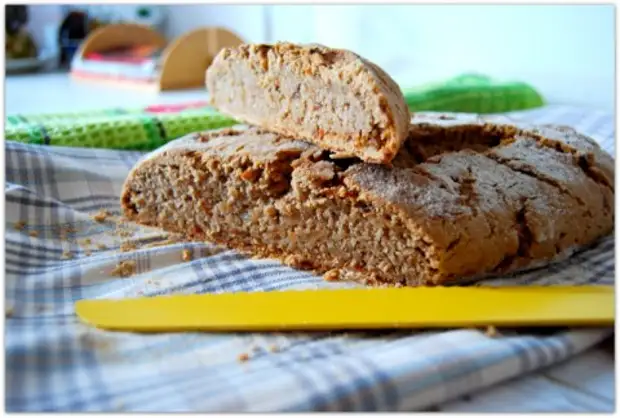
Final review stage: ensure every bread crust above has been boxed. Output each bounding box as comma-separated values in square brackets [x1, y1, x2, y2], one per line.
[121, 114, 614, 286]
[206, 42, 410, 164]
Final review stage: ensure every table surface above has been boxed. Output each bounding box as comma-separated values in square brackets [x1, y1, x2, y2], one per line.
[5, 72, 208, 114]
[5, 71, 615, 412]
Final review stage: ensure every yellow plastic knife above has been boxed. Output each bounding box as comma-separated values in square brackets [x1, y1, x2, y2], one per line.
[75, 286, 614, 333]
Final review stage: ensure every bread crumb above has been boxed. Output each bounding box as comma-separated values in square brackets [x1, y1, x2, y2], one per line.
[323, 269, 340, 282]
[92, 209, 111, 223]
[81, 238, 92, 246]
[120, 241, 137, 252]
[14, 221, 26, 230]
[269, 344, 280, 353]
[116, 228, 134, 238]
[284, 254, 313, 269]
[84, 249, 92, 256]
[182, 249, 192, 262]
[114, 218, 136, 238]
[485, 325, 499, 337]
[111, 260, 137, 278]
[237, 353, 250, 362]
[96, 243, 107, 250]
[61, 251, 73, 260]
[28, 230, 39, 237]
[58, 225, 77, 240]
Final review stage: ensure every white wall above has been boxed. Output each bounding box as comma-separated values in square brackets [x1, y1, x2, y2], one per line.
[267, 5, 316, 44]
[163, 4, 268, 44]
[197, 4, 614, 111]
[310, 5, 615, 111]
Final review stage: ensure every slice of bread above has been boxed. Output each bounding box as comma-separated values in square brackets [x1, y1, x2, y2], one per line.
[206, 42, 410, 164]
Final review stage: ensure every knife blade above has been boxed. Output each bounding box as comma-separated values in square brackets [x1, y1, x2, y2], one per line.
[74, 286, 614, 332]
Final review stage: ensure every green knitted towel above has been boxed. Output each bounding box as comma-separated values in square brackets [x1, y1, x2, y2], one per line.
[5, 74, 544, 151]
[5, 103, 238, 151]
[402, 73, 544, 113]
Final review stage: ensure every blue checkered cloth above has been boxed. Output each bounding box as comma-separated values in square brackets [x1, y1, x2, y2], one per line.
[5, 105, 614, 412]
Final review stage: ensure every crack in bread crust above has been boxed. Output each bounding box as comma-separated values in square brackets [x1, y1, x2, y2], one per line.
[521, 126, 614, 190]
[485, 152, 588, 206]
[121, 114, 614, 286]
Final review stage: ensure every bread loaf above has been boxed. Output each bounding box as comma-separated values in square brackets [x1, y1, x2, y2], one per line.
[121, 114, 614, 286]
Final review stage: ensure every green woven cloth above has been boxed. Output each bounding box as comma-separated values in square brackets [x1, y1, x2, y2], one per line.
[5, 74, 544, 151]
[5, 103, 238, 151]
[402, 73, 544, 113]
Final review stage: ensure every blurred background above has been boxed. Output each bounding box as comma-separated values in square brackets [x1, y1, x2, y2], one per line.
[5, 4, 614, 114]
